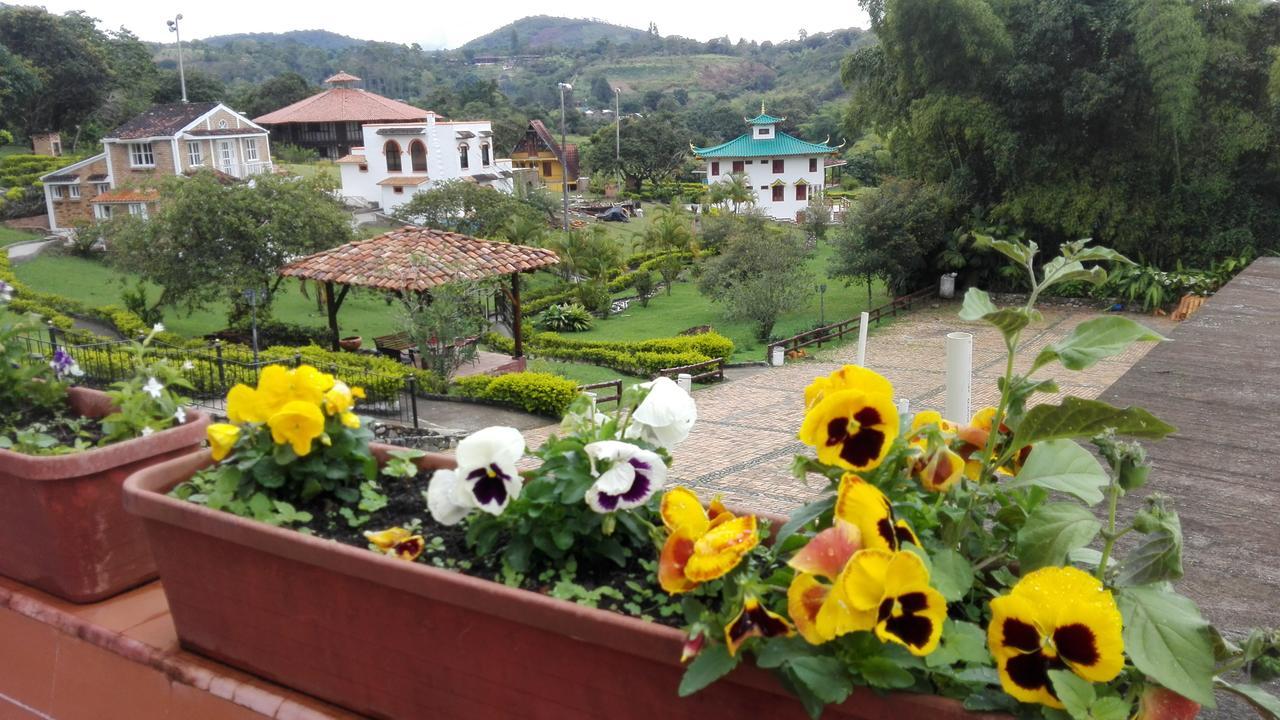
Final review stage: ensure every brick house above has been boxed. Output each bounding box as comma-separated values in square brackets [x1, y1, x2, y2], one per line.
[40, 102, 273, 232]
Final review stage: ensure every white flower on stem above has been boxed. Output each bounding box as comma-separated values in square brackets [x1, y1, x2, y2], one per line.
[142, 377, 164, 399]
[624, 376, 697, 451]
[454, 426, 526, 516]
[174, 406, 187, 424]
[426, 469, 478, 526]
[152, 323, 165, 333]
[140, 426, 154, 437]
[583, 440, 668, 514]
[181, 360, 194, 371]
[0, 280, 12, 303]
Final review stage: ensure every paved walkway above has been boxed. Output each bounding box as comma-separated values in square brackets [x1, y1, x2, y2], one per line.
[526, 302, 1175, 513]
[6, 238, 55, 262]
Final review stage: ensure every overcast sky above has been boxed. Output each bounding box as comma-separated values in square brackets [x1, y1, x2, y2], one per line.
[32, 0, 868, 48]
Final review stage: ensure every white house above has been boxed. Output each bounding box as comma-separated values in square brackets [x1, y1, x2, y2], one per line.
[693, 112, 838, 222]
[337, 116, 515, 212]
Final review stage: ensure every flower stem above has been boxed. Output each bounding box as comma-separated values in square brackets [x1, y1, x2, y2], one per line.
[1096, 476, 1122, 582]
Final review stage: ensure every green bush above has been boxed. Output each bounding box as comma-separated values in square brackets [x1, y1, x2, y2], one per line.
[479, 331, 734, 377]
[451, 371, 579, 417]
[537, 302, 594, 332]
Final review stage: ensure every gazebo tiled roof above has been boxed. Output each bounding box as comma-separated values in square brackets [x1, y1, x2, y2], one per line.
[279, 226, 559, 292]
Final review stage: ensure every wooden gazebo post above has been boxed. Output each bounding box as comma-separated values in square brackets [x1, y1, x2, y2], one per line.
[511, 272, 523, 358]
[323, 281, 351, 352]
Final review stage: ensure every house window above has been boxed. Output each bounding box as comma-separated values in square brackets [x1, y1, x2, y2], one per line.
[218, 120, 229, 129]
[245, 138, 259, 162]
[188, 141, 203, 166]
[809, 158, 818, 173]
[51, 141, 62, 156]
[458, 144, 469, 170]
[796, 184, 808, 202]
[50, 185, 64, 200]
[480, 144, 490, 166]
[358, 163, 368, 172]
[542, 160, 553, 177]
[410, 140, 427, 172]
[94, 204, 112, 220]
[772, 185, 784, 202]
[732, 160, 745, 173]
[346, 122, 361, 138]
[68, 185, 80, 199]
[129, 143, 155, 168]
[711, 161, 720, 176]
[95, 183, 110, 195]
[772, 159, 784, 173]
[384, 141, 402, 172]
[393, 186, 404, 195]
[758, 128, 769, 135]
[127, 203, 146, 218]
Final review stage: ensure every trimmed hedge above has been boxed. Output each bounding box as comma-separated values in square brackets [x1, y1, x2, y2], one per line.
[521, 250, 697, 317]
[452, 371, 579, 417]
[482, 331, 733, 377]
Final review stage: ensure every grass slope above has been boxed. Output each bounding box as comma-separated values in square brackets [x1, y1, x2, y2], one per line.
[0, 226, 40, 247]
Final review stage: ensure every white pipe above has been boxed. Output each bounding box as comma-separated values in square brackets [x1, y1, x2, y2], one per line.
[945, 332, 973, 423]
[677, 373, 692, 394]
[856, 311, 870, 366]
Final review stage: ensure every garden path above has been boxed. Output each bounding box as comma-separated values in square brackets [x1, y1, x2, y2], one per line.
[5, 237, 54, 262]
[523, 302, 1176, 514]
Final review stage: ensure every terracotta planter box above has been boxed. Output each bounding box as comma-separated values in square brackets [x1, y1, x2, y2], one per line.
[124, 446, 1001, 720]
[0, 386, 210, 602]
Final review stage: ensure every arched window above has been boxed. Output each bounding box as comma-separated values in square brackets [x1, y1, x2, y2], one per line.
[480, 143, 490, 166]
[384, 140, 402, 172]
[458, 143, 469, 170]
[409, 140, 427, 173]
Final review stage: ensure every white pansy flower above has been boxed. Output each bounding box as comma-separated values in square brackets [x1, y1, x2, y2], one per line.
[426, 469, 478, 526]
[624, 376, 697, 451]
[453, 426, 526, 516]
[583, 440, 668, 514]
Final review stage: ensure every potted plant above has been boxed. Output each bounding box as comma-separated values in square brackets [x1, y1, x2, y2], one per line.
[125, 240, 1280, 719]
[0, 289, 208, 603]
[339, 335, 363, 352]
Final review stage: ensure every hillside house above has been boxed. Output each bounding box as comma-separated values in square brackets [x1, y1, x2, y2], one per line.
[254, 73, 430, 160]
[31, 132, 63, 157]
[510, 120, 579, 192]
[693, 112, 838, 221]
[337, 116, 515, 212]
[39, 102, 272, 232]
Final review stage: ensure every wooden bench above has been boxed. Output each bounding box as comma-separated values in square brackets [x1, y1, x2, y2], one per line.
[1171, 293, 1206, 321]
[373, 332, 415, 360]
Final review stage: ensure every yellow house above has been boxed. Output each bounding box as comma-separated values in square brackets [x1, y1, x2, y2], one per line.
[510, 119, 578, 192]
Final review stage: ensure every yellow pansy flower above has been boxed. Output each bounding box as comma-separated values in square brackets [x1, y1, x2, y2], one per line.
[657, 487, 759, 594]
[363, 527, 425, 561]
[323, 380, 356, 416]
[785, 519, 864, 644]
[226, 384, 266, 424]
[804, 365, 895, 410]
[267, 400, 326, 457]
[988, 566, 1124, 709]
[724, 595, 794, 656]
[340, 411, 361, 429]
[835, 476, 919, 552]
[799, 389, 899, 472]
[838, 549, 946, 655]
[206, 423, 241, 462]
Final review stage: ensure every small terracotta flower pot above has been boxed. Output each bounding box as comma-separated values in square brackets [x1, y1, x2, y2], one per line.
[124, 445, 1004, 719]
[338, 336, 362, 352]
[0, 386, 209, 602]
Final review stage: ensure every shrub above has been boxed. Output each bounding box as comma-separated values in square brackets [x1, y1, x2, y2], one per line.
[515, 331, 735, 376]
[537, 302, 594, 332]
[274, 143, 321, 163]
[452, 371, 579, 417]
[576, 282, 613, 316]
[631, 271, 654, 306]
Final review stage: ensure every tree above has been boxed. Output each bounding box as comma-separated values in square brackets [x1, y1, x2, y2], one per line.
[832, 179, 950, 300]
[698, 214, 814, 340]
[392, 180, 543, 239]
[0, 6, 111, 135]
[236, 73, 314, 119]
[590, 75, 612, 105]
[153, 69, 225, 103]
[545, 225, 622, 282]
[105, 171, 353, 323]
[708, 173, 755, 214]
[398, 271, 493, 383]
[801, 196, 831, 243]
[582, 113, 688, 191]
[642, 203, 696, 294]
[0, 46, 38, 137]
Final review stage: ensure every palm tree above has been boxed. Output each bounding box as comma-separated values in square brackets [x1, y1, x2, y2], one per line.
[641, 202, 695, 255]
[497, 213, 546, 247]
[709, 173, 754, 214]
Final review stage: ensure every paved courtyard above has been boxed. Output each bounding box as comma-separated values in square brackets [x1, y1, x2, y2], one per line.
[528, 301, 1176, 514]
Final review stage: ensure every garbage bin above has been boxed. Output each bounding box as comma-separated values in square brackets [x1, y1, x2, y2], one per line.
[770, 345, 785, 367]
[940, 273, 958, 299]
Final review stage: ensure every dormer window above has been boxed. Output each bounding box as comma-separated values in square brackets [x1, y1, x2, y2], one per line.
[758, 128, 769, 135]
[129, 142, 155, 168]
[459, 144, 470, 170]
[218, 120, 229, 129]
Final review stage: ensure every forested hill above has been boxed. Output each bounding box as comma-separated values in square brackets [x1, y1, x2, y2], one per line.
[462, 15, 651, 52]
[200, 30, 367, 51]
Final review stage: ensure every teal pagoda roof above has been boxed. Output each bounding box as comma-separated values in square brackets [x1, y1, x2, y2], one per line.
[692, 130, 835, 159]
[746, 113, 785, 125]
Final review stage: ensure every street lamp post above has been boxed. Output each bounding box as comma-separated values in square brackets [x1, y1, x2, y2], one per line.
[166, 14, 188, 104]
[614, 87, 621, 162]
[818, 283, 828, 326]
[557, 82, 572, 237]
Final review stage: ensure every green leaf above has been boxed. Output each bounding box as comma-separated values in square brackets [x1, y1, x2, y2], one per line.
[678, 644, 739, 697]
[858, 656, 916, 689]
[1032, 316, 1166, 373]
[1012, 397, 1176, 451]
[775, 495, 835, 547]
[926, 619, 990, 668]
[1215, 678, 1280, 719]
[788, 656, 855, 703]
[1090, 696, 1131, 720]
[1016, 502, 1101, 572]
[958, 287, 999, 321]
[1115, 512, 1183, 587]
[755, 636, 812, 669]
[1049, 669, 1096, 719]
[1006, 440, 1110, 505]
[930, 549, 975, 602]
[972, 233, 1034, 266]
[1118, 586, 1216, 707]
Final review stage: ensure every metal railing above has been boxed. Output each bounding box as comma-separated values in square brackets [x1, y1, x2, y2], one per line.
[766, 287, 935, 360]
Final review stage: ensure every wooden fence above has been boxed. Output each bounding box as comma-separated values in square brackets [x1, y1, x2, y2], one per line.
[766, 287, 935, 361]
[577, 379, 624, 406]
[656, 357, 726, 384]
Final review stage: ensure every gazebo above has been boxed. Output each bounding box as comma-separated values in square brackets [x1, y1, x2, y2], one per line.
[278, 226, 559, 356]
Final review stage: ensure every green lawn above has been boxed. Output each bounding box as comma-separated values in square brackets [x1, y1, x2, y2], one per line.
[569, 242, 890, 362]
[525, 359, 646, 391]
[0, 226, 41, 246]
[12, 254, 406, 345]
[0, 145, 30, 158]
[280, 161, 338, 180]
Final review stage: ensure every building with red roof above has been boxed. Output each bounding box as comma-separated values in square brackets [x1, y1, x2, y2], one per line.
[254, 72, 432, 159]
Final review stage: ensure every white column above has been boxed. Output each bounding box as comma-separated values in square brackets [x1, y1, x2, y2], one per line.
[856, 312, 870, 366]
[945, 331, 973, 422]
[677, 373, 692, 394]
